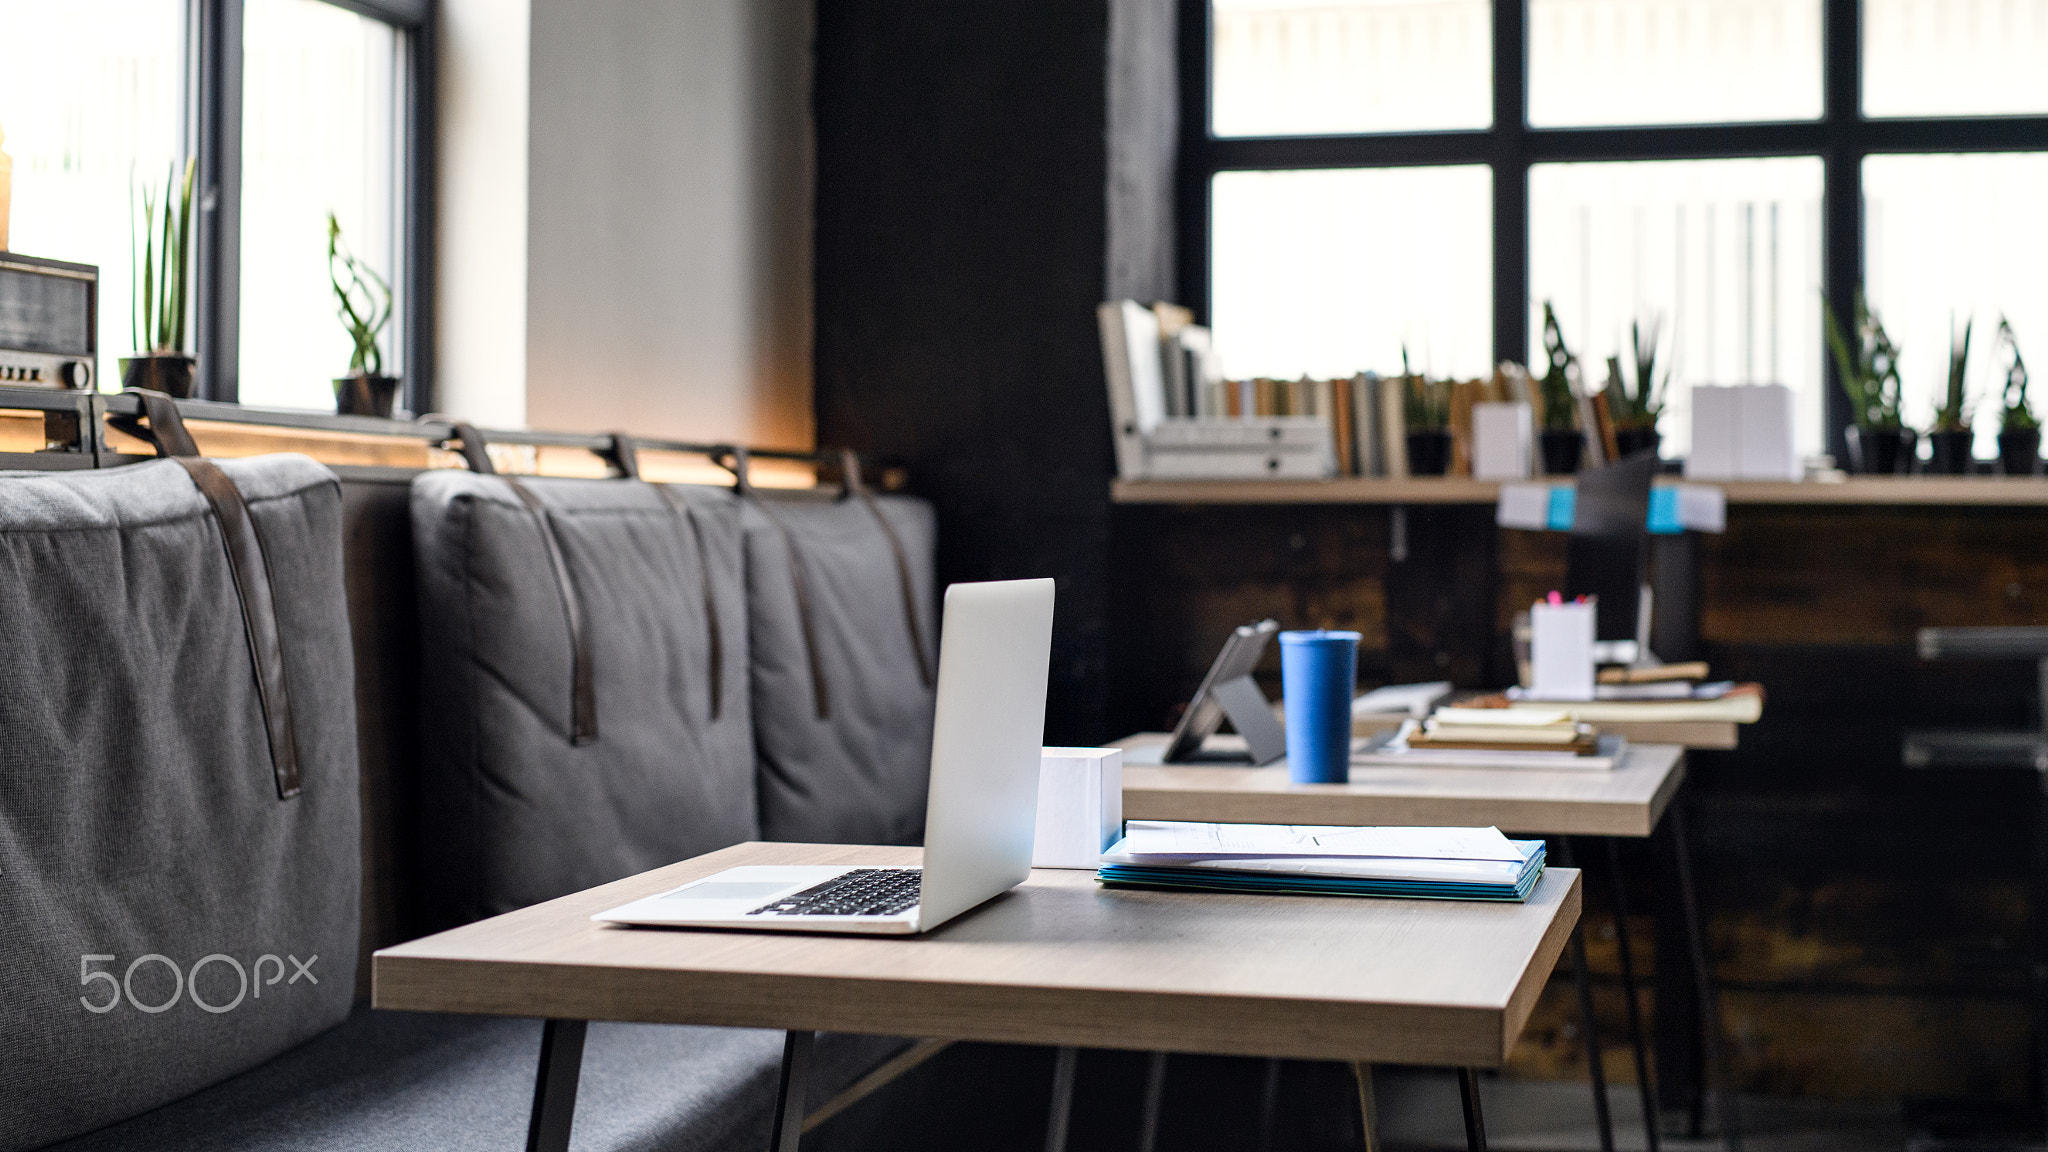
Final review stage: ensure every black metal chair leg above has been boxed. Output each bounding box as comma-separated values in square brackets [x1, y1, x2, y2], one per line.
[1137, 1051, 1168, 1152]
[1458, 1069, 1490, 1152]
[1606, 835, 1662, 1152]
[1046, 1046, 1078, 1152]
[768, 1029, 815, 1152]
[1673, 804, 1744, 1152]
[1558, 838, 1617, 1152]
[1256, 1058, 1283, 1152]
[527, 1019, 589, 1152]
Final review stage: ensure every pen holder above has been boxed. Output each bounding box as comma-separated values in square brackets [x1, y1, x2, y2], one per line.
[1279, 630, 1359, 784]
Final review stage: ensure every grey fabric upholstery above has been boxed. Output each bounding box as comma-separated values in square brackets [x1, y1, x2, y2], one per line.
[411, 474, 756, 928]
[45, 1008, 909, 1152]
[745, 492, 939, 845]
[0, 456, 361, 1152]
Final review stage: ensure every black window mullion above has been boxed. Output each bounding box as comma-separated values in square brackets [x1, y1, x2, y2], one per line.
[1490, 0, 1527, 367]
[193, 0, 242, 403]
[1176, 0, 1213, 325]
[1822, 0, 1863, 464]
[402, 12, 435, 416]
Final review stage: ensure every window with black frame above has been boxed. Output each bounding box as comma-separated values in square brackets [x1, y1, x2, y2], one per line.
[0, 0, 427, 412]
[1180, 0, 2048, 463]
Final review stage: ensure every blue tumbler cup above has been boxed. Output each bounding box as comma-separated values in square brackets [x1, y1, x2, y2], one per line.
[1279, 629, 1360, 784]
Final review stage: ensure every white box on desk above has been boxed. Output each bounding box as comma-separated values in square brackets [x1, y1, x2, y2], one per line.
[1033, 747, 1122, 869]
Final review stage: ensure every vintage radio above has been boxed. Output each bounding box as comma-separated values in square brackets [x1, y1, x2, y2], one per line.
[0, 253, 97, 390]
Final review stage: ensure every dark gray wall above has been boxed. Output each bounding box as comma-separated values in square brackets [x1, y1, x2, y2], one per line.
[816, 2, 1175, 743]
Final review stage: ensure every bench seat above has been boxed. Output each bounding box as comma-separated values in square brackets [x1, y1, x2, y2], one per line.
[47, 1008, 906, 1152]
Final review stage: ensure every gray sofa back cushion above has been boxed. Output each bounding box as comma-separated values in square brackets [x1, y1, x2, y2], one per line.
[411, 473, 755, 928]
[745, 491, 939, 844]
[0, 455, 361, 1152]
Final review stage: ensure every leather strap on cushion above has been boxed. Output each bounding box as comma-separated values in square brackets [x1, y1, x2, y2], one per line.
[725, 447, 830, 720]
[451, 422, 597, 745]
[615, 433, 727, 722]
[446, 421, 496, 474]
[841, 449, 934, 687]
[122, 389, 302, 799]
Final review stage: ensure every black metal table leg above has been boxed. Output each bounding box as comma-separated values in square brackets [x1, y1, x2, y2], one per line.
[1256, 1058, 1282, 1152]
[1459, 1069, 1490, 1152]
[1672, 803, 1744, 1152]
[1137, 1051, 1168, 1152]
[1606, 835, 1662, 1152]
[1046, 1046, 1078, 1152]
[1557, 837, 1617, 1152]
[527, 1019, 589, 1152]
[768, 1030, 815, 1152]
[1351, 1062, 1380, 1152]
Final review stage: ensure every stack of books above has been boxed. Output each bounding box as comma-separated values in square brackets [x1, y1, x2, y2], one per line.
[1482, 664, 1767, 723]
[1354, 706, 1627, 770]
[1096, 820, 1548, 902]
[1407, 707, 1599, 753]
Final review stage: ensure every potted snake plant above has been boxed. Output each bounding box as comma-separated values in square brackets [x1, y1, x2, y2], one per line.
[1995, 316, 2040, 476]
[1926, 316, 1975, 474]
[1400, 347, 1453, 476]
[1824, 291, 1909, 473]
[1611, 317, 1668, 458]
[1536, 302, 1583, 474]
[120, 160, 198, 398]
[328, 212, 399, 418]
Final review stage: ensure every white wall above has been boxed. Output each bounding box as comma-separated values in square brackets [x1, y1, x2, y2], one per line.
[438, 0, 815, 448]
[435, 0, 530, 428]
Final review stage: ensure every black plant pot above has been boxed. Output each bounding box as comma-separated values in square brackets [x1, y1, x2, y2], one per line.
[1845, 426, 1909, 474]
[1999, 428, 2043, 476]
[335, 374, 401, 418]
[1406, 430, 1452, 476]
[1927, 429, 1975, 475]
[1613, 426, 1661, 460]
[120, 353, 198, 399]
[1539, 430, 1583, 475]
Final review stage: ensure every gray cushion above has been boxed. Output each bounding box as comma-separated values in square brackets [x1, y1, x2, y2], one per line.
[45, 1008, 909, 1152]
[0, 456, 361, 1152]
[411, 474, 756, 928]
[745, 492, 939, 845]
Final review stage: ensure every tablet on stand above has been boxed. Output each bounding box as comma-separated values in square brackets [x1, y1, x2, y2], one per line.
[1159, 620, 1286, 765]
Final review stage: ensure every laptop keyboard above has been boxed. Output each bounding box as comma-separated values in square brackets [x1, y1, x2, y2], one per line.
[751, 868, 923, 917]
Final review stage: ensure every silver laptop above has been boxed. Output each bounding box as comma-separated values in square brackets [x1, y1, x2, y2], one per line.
[593, 577, 1056, 936]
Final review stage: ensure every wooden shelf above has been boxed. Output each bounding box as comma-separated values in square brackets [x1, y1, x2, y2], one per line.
[1112, 475, 2048, 507]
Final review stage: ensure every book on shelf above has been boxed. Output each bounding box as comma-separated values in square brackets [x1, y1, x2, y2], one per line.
[1351, 373, 1384, 477]
[1380, 376, 1409, 478]
[1097, 300, 1165, 479]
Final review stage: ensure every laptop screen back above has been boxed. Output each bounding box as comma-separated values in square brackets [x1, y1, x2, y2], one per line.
[915, 579, 1056, 930]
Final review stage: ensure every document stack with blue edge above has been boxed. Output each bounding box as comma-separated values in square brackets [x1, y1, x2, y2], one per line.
[1095, 821, 1547, 902]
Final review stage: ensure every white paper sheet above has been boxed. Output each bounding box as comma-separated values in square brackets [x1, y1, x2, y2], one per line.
[1114, 820, 1524, 862]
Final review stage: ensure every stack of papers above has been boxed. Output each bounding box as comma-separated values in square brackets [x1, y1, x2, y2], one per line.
[1096, 820, 1547, 902]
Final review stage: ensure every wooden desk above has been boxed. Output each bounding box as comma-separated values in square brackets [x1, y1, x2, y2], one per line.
[1116, 734, 1687, 839]
[376, 842, 1582, 1152]
[1114, 733, 1731, 1152]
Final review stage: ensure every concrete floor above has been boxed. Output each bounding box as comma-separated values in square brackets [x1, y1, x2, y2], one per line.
[1376, 1069, 1910, 1152]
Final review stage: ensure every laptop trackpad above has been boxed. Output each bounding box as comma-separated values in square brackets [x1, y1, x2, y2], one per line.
[662, 881, 793, 903]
